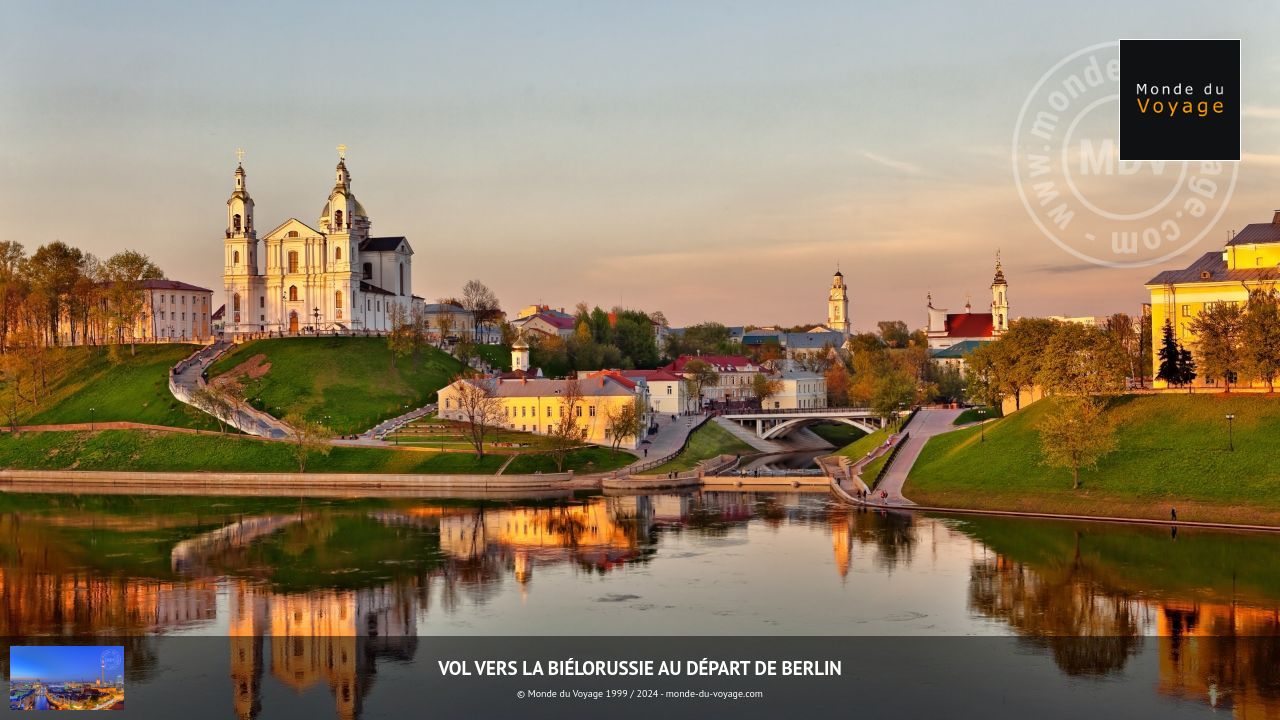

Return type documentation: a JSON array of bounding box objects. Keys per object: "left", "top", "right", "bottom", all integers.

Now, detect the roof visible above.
[
  {"left": 518, "top": 312, "right": 576, "bottom": 330},
  {"left": 930, "top": 339, "right": 989, "bottom": 359},
  {"left": 422, "top": 302, "right": 466, "bottom": 313},
  {"left": 783, "top": 331, "right": 844, "bottom": 350},
  {"left": 360, "top": 281, "right": 395, "bottom": 296},
  {"left": 456, "top": 375, "right": 638, "bottom": 399},
  {"left": 943, "top": 313, "right": 994, "bottom": 339},
  {"left": 359, "top": 236, "right": 408, "bottom": 252},
  {"left": 140, "top": 279, "right": 213, "bottom": 293},
  {"left": 580, "top": 370, "right": 638, "bottom": 390},
  {"left": 618, "top": 369, "right": 682, "bottom": 382},
  {"left": 1226, "top": 214, "right": 1280, "bottom": 246},
  {"left": 1146, "top": 250, "right": 1280, "bottom": 285},
  {"left": 211, "top": 304, "right": 225, "bottom": 320},
  {"left": 664, "top": 355, "right": 758, "bottom": 373}
]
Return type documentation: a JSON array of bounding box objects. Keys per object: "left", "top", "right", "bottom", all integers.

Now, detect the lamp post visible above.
[
  {"left": 312, "top": 307, "right": 321, "bottom": 333},
  {"left": 978, "top": 408, "right": 987, "bottom": 443},
  {"left": 1226, "top": 413, "right": 1235, "bottom": 452},
  {"left": 89, "top": 407, "right": 95, "bottom": 432}
]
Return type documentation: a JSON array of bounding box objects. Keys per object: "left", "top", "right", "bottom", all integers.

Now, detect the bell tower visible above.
[
  {"left": 225, "top": 150, "right": 258, "bottom": 277},
  {"left": 827, "top": 268, "right": 850, "bottom": 338},
  {"left": 990, "top": 251, "right": 1009, "bottom": 335}
]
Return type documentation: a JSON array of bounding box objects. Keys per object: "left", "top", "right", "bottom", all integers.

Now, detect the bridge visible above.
[{"left": 720, "top": 406, "right": 885, "bottom": 439}]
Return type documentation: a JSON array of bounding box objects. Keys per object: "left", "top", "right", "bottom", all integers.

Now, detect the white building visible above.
[
  {"left": 771, "top": 364, "right": 828, "bottom": 410},
  {"left": 222, "top": 150, "right": 415, "bottom": 337}
]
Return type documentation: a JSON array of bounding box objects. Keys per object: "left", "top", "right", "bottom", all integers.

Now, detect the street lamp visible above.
[
  {"left": 1226, "top": 413, "right": 1235, "bottom": 452},
  {"left": 312, "top": 307, "right": 321, "bottom": 333},
  {"left": 978, "top": 408, "right": 987, "bottom": 443},
  {"left": 89, "top": 407, "right": 95, "bottom": 432}
]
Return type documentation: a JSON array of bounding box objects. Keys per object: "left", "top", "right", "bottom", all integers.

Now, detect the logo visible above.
[{"left": 1012, "top": 41, "right": 1238, "bottom": 268}]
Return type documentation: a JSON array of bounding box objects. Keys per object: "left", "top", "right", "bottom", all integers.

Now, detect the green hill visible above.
[
  {"left": 19, "top": 344, "right": 216, "bottom": 430},
  {"left": 909, "top": 394, "right": 1280, "bottom": 525},
  {"left": 207, "top": 337, "right": 462, "bottom": 435}
]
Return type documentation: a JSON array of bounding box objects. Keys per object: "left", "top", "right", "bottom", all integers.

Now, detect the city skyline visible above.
[
  {"left": 9, "top": 646, "right": 121, "bottom": 683},
  {"left": 5, "top": 1, "right": 1280, "bottom": 326}
]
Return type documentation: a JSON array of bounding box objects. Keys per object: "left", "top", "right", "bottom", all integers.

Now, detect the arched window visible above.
[
  {"left": 232, "top": 293, "right": 241, "bottom": 312},
  {"left": 362, "top": 262, "right": 372, "bottom": 280},
  {"left": 232, "top": 214, "right": 242, "bottom": 232},
  {"left": 289, "top": 285, "right": 298, "bottom": 301},
  {"left": 336, "top": 246, "right": 342, "bottom": 261},
  {"left": 398, "top": 263, "right": 405, "bottom": 295},
  {"left": 334, "top": 290, "right": 343, "bottom": 309},
  {"left": 287, "top": 251, "right": 299, "bottom": 273},
  {"left": 233, "top": 250, "right": 239, "bottom": 265},
  {"left": 334, "top": 209, "right": 343, "bottom": 228}
]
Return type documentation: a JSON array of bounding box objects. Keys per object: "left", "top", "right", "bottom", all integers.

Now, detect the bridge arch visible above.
[{"left": 760, "top": 416, "right": 881, "bottom": 440}]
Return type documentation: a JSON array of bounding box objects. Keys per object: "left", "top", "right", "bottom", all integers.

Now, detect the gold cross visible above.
[
  {"left": 235, "top": 147, "right": 245, "bottom": 163},
  {"left": 337, "top": 144, "right": 347, "bottom": 159}
]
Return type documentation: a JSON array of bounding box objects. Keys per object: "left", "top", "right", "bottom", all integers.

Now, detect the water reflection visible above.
[{"left": 7, "top": 494, "right": 1280, "bottom": 717}]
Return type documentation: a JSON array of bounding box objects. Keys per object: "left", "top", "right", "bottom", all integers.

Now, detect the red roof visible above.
[
  {"left": 664, "top": 355, "right": 757, "bottom": 373},
  {"left": 582, "top": 370, "right": 638, "bottom": 390},
  {"left": 622, "top": 369, "right": 682, "bottom": 382},
  {"left": 944, "top": 313, "right": 994, "bottom": 339}
]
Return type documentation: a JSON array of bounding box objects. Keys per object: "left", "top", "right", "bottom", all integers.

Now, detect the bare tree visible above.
[
  {"left": 451, "top": 375, "right": 504, "bottom": 458},
  {"left": 461, "top": 279, "right": 503, "bottom": 327},
  {"left": 605, "top": 397, "right": 644, "bottom": 450},
  {"left": 547, "top": 377, "right": 585, "bottom": 471},
  {"left": 284, "top": 413, "right": 332, "bottom": 472},
  {"left": 681, "top": 359, "right": 719, "bottom": 412},
  {"left": 190, "top": 384, "right": 232, "bottom": 434}
]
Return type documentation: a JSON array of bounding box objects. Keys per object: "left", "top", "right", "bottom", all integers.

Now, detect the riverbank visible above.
[{"left": 906, "top": 395, "right": 1280, "bottom": 527}]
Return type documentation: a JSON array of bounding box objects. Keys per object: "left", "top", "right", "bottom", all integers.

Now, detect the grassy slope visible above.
[
  {"left": 207, "top": 337, "right": 462, "bottom": 435},
  {"left": 472, "top": 343, "right": 511, "bottom": 372},
  {"left": 0, "top": 430, "right": 506, "bottom": 474},
  {"left": 910, "top": 394, "right": 1280, "bottom": 525},
  {"left": 953, "top": 406, "right": 1000, "bottom": 425},
  {"left": 22, "top": 344, "right": 218, "bottom": 430},
  {"left": 808, "top": 422, "right": 865, "bottom": 447},
  {"left": 503, "top": 446, "right": 633, "bottom": 474},
  {"left": 834, "top": 426, "right": 890, "bottom": 460},
  {"left": 649, "top": 422, "right": 755, "bottom": 473}
]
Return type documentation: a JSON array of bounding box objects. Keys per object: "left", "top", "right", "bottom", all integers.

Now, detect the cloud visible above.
[
  {"left": 860, "top": 150, "right": 932, "bottom": 177},
  {"left": 1244, "top": 105, "right": 1280, "bottom": 120}
]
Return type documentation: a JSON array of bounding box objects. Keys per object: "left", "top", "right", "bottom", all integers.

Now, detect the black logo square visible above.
[{"left": 1119, "top": 39, "right": 1240, "bottom": 161}]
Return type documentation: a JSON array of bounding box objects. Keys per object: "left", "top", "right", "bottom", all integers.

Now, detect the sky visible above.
[
  {"left": 3, "top": 1, "right": 1280, "bottom": 329},
  {"left": 9, "top": 645, "right": 120, "bottom": 682}
]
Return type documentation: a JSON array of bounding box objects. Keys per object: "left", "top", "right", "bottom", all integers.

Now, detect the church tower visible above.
[
  {"left": 827, "top": 268, "right": 850, "bottom": 337},
  {"left": 225, "top": 152, "right": 262, "bottom": 332},
  {"left": 990, "top": 251, "right": 1009, "bottom": 335}
]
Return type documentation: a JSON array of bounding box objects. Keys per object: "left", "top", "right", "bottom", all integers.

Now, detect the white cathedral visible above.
[{"left": 222, "top": 150, "right": 415, "bottom": 336}]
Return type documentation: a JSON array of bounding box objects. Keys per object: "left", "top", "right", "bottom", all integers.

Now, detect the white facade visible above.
[
  {"left": 827, "top": 269, "right": 849, "bottom": 338},
  {"left": 222, "top": 155, "right": 415, "bottom": 336},
  {"left": 771, "top": 367, "right": 828, "bottom": 410}
]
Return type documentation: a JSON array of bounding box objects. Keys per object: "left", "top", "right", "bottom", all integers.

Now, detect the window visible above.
[
  {"left": 334, "top": 209, "right": 343, "bottom": 228},
  {"left": 575, "top": 406, "right": 582, "bottom": 417},
  {"left": 232, "top": 214, "right": 241, "bottom": 232},
  {"left": 546, "top": 406, "right": 552, "bottom": 417},
  {"left": 289, "top": 285, "right": 298, "bottom": 301},
  {"left": 334, "top": 290, "right": 343, "bottom": 309},
  {"left": 288, "top": 251, "right": 299, "bottom": 273},
  {"left": 232, "top": 293, "right": 241, "bottom": 312},
  {"left": 259, "top": 296, "right": 264, "bottom": 308},
  {"left": 589, "top": 406, "right": 596, "bottom": 417},
  {"left": 336, "top": 246, "right": 342, "bottom": 261},
  {"left": 1182, "top": 305, "right": 1190, "bottom": 317},
  {"left": 233, "top": 250, "right": 240, "bottom": 265},
  {"left": 362, "top": 262, "right": 372, "bottom": 280},
  {"left": 399, "top": 263, "right": 405, "bottom": 295}
]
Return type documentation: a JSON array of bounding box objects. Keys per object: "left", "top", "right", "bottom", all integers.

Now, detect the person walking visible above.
[{"left": 1171, "top": 507, "right": 1177, "bottom": 522}]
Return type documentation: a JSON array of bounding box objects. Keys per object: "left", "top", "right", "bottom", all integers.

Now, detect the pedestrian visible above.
[
  {"left": 1171, "top": 507, "right": 1177, "bottom": 522},
  {"left": 644, "top": 448, "right": 648, "bottom": 458}
]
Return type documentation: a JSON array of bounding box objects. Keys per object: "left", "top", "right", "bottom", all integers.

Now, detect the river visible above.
[{"left": 2, "top": 489, "right": 1278, "bottom": 717}]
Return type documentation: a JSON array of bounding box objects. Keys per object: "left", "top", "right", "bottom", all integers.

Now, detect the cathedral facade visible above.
[{"left": 222, "top": 152, "right": 415, "bottom": 336}]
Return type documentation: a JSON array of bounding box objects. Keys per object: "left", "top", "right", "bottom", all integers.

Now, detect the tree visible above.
[
  {"left": 102, "top": 250, "right": 163, "bottom": 354},
  {"left": 0, "top": 241, "right": 27, "bottom": 352},
  {"left": 1241, "top": 288, "right": 1280, "bottom": 391},
  {"left": 824, "top": 362, "right": 851, "bottom": 406},
  {"left": 871, "top": 366, "right": 916, "bottom": 422},
  {"left": 749, "top": 372, "right": 783, "bottom": 406},
  {"left": 547, "top": 376, "right": 585, "bottom": 471},
  {"left": 1189, "top": 301, "right": 1245, "bottom": 391},
  {"left": 1156, "top": 318, "right": 1181, "bottom": 386},
  {"left": 451, "top": 375, "right": 503, "bottom": 458},
  {"left": 877, "top": 320, "right": 910, "bottom": 349},
  {"left": 189, "top": 384, "right": 232, "bottom": 434},
  {"left": 681, "top": 359, "right": 719, "bottom": 412},
  {"left": 26, "top": 241, "right": 89, "bottom": 346},
  {"left": 1036, "top": 323, "right": 1127, "bottom": 397},
  {"left": 1038, "top": 396, "right": 1115, "bottom": 489},
  {"left": 1177, "top": 345, "right": 1197, "bottom": 390},
  {"left": 284, "top": 412, "right": 332, "bottom": 472},
  {"left": 605, "top": 397, "right": 644, "bottom": 451},
  {"left": 964, "top": 341, "right": 1003, "bottom": 408},
  {"left": 460, "top": 279, "right": 503, "bottom": 326},
  {"left": 1104, "top": 312, "right": 1139, "bottom": 383}
]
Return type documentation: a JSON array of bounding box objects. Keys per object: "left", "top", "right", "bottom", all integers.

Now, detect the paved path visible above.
[
  {"left": 620, "top": 413, "right": 708, "bottom": 473},
  {"left": 875, "top": 407, "right": 965, "bottom": 506},
  {"left": 170, "top": 341, "right": 293, "bottom": 440}
]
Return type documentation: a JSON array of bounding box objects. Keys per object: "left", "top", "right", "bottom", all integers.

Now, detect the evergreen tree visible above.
[
  {"left": 1156, "top": 319, "right": 1181, "bottom": 385},
  {"left": 1177, "top": 345, "right": 1197, "bottom": 390}
]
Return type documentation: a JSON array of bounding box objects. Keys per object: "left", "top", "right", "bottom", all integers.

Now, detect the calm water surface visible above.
[{"left": 3, "top": 489, "right": 1279, "bottom": 716}]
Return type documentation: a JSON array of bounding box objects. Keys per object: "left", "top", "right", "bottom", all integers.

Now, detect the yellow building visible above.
[
  {"left": 437, "top": 372, "right": 648, "bottom": 450},
  {"left": 1145, "top": 210, "right": 1280, "bottom": 389}
]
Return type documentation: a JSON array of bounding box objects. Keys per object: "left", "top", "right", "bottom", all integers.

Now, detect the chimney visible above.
[{"left": 1273, "top": 210, "right": 1280, "bottom": 225}]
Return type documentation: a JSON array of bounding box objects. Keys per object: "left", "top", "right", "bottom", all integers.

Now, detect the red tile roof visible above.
[
  {"left": 944, "top": 313, "right": 994, "bottom": 339},
  {"left": 622, "top": 369, "right": 682, "bottom": 382},
  {"left": 664, "top": 355, "right": 757, "bottom": 373}
]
